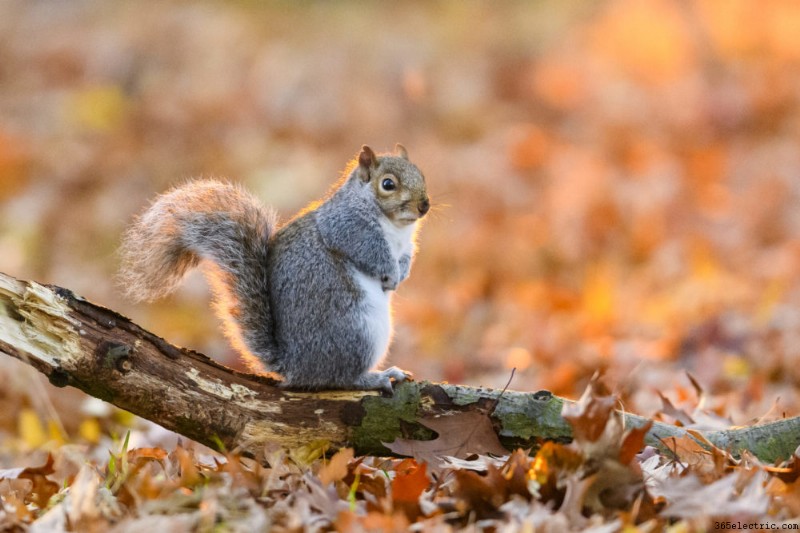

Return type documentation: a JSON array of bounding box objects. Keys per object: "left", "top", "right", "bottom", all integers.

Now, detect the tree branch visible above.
[{"left": 0, "top": 271, "right": 798, "bottom": 463}]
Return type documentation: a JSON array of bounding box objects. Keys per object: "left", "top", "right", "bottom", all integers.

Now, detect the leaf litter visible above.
[{"left": 0, "top": 381, "right": 795, "bottom": 531}]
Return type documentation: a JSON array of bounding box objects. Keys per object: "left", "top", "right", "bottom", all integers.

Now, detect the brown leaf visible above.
[
  {"left": 562, "top": 384, "right": 617, "bottom": 442},
  {"left": 127, "top": 447, "right": 169, "bottom": 462},
  {"left": 342, "top": 461, "right": 387, "bottom": 507},
  {"left": 656, "top": 392, "right": 695, "bottom": 426},
  {"left": 660, "top": 434, "right": 729, "bottom": 481},
  {"left": 685, "top": 372, "right": 705, "bottom": 404},
  {"left": 502, "top": 449, "right": 533, "bottom": 500},
  {"left": 585, "top": 458, "right": 647, "bottom": 513},
  {"left": 0, "top": 130, "right": 32, "bottom": 201},
  {"left": 763, "top": 454, "right": 800, "bottom": 484},
  {"left": 529, "top": 441, "right": 584, "bottom": 505},
  {"left": 170, "top": 445, "right": 202, "bottom": 488},
  {"left": 0, "top": 482, "right": 33, "bottom": 522},
  {"left": 619, "top": 421, "right": 653, "bottom": 464},
  {"left": 452, "top": 468, "right": 508, "bottom": 520},
  {"left": 659, "top": 469, "right": 770, "bottom": 519},
  {"left": 384, "top": 411, "right": 508, "bottom": 465},
  {"left": 0, "top": 454, "right": 59, "bottom": 509},
  {"left": 557, "top": 475, "right": 593, "bottom": 528},
  {"left": 348, "top": 511, "right": 410, "bottom": 532},
  {"left": 319, "top": 448, "right": 353, "bottom": 486},
  {"left": 448, "top": 449, "right": 534, "bottom": 521}
]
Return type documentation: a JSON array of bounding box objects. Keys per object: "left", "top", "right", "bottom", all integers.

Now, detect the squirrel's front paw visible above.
[
  {"left": 380, "top": 273, "right": 398, "bottom": 292},
  {"left": 354, "top": 367, "right": 412, "bottom": 394},
  {"left": 398, "top": 254, "right": 411, "bottom": 283}
]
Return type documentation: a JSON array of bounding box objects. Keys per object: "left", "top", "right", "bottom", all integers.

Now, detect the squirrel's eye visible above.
[{"left": 381, "top": 177, "right": 397, "bottom": 191}]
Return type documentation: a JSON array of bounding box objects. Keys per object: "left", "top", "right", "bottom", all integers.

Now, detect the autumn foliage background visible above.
[{"left": 1, "top": 0, "right": 800, "bottom": 529}]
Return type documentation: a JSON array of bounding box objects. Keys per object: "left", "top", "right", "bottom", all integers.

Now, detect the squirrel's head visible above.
[{"left": 355, "top": 144, "right": 430, "bottom": 227}]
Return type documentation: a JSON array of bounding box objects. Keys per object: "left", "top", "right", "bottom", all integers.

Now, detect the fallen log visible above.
[{"left": 0, "top": 271, "right": 798, "bottom": 463}]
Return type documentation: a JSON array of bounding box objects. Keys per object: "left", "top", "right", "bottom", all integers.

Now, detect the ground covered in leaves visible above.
[
  {"left": 2, "top": 0, "right": 800, "bottom": 530},
  {"left": 2, "top": 384, "right": 800, "bottom": 531}
]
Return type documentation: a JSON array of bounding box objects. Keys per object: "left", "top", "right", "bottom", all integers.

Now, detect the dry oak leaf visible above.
[
  {"left": 391, "top": 459, "right": 430, "bottom": 523},
  {"left": 764, "top": 454, "right": 800, "bottom": 484},
  {"left": 384, "top": 411, "right": 509, "bottom": 464},
  {"left": 561, "top": 384, "right": 617, "bottom": 443},
  {"left": 660, "top": 433, "right": 728, "bottom": 482},
  {"left": 453, "top": 450, "right": 536, "bottom": 520},
  {"left": 656, "top": 391, "right": 694, "bottom": 426},
  {"left": 0, "top": 453, "right": 59, "bottom": 509},
  {"left": 619, "top": 420, "right": 653, "bottom": 465},
  {"left": 452, "top": 467, "right": 510, "bottom": 520},
  {"left": 319, "top": 447, "right": 354, "bottom": 486},
  {"left": 391, "top": 459, "right": 429, "bottom": 503}
]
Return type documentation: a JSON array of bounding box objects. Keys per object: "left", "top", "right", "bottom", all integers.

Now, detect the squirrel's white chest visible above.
[
  {"left": 380, "top": 218, "right": 416, "bottom": 260},
  {"left": 354, "top": 220, "right": 417, "bottom": 368},
  {"left": 353, "top": 271, "right": 391, "bottom": 367}
]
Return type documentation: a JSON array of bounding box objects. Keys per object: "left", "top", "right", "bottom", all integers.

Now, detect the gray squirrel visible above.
[{"left": 119, "top": 144, "right": 430, "bottom": 393}]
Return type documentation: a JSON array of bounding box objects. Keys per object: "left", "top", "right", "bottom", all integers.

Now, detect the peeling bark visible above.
[{"left": 1, "top": 271, "right": 798, "bottom": 464}]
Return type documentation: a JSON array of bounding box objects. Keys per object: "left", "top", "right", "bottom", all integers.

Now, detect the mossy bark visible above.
[{"left": 1, "top": 271, "right": 798, "bottom": 464}]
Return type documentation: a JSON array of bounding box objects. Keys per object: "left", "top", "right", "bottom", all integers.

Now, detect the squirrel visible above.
[{"left": 119, "top": 144, "right": 430, "bottom": 393}]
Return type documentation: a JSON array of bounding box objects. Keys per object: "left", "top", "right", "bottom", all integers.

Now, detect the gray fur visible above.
[
  {"left": 119, "top": 148, "right": 429, "bottom": 392},
  {"left": 398, "top": 254, "right": 412, "bottom": 283}
]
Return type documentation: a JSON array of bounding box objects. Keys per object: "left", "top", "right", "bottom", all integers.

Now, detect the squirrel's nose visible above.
[{"left": 418, "top": 198, "right": 430, "bottom": 216}]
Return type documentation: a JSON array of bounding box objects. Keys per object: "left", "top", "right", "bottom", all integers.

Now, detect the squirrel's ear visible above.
[
  {"left": 394, "top": 143, "right": 409, "bottom": 160},
  {"left": 357, "top": 145, "right": 377, "bottom": 182}
]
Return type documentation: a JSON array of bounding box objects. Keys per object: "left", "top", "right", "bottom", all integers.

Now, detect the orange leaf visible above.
[
  {"left": 619, "top": 421, "right": 653, "bottom": 464},
  {"left": 392, "top": 461, "right": 429, "bottom": 503},
  {"left": 452, "top": 466, "right": 509, "bottom": 519},
  {"left": 171, "top": 445, "right": 202, "bottom": 488},
  {"left": 127, "top": 447, "right": 169, "bottom": 463},
  {"left": 319, "top": 447, "right": 354, "bottom": 486},
  {"left": 562, "top": 385, "right": 617, "bottom": 443}
]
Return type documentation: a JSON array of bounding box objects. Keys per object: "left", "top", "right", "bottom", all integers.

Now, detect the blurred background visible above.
[{"left": 2, "top": 0, "right": 800, "bottom": 437}]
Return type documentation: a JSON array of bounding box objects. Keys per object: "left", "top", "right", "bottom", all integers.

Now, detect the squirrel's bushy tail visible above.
[{"left": 119, "top": 179, "right": 278, "bottom": 370}]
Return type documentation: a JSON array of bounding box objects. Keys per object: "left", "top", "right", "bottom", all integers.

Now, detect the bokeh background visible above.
[{"left": 2, "top": 0, "right": 800, "bottom": 434}]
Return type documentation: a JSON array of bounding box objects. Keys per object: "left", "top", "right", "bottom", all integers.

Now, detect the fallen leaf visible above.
[
  {"left": 170, "top": 445, "right": 202, "bottom": 488},
  {"left": 450, "top": 451, "right": 540, "bottom": 520},
  {"left": 0, "top": 130, "right": 31, "bottom": 200},
  {"left": 0, "top": 485, "right": 33, "bottom": 522},
  {"left": 452, "top": 467, "right": 508, "bottom": 520},
  {"left": 342, "top": 460, "right": 388, "bottom": 508},
  {"left": 384, "top": 411, "right": 508, "bottom": 465},
  {"left": 502, "top": 449, "right": 533, "bottom": 500},
  {"left": 557, "top": 475, "right": 593, "bottom": 529},
  {"left": 764, "top": 454, "right": 800, "bottom": 484},
  {"left": 660, "top": 434, "right": 728, "bottom": 481},
  {"left": 619, "top": 421, "right": 653, "bottom": 464},
  {"left": 319, "top": 448, "right": 353, "bottom": 486},
  {"left": 18, "top": 408, "right": 47, "bottom": 449},
  {"left": 440, "top": 454, "right": 506, "bottom": 472},
  {"left": 659, "top": 469, "right": 770, "bottom": 519},
  {"left": 656, "top": 392, "right": 695, "bottom": 426},
  {"left": 128, "top": 447, "right": 169, "bottom": 463},
  {"left": 79, "top": 418, "right": 102, "bottom": 444},
  {"left": 392, "top": 460, "right": 429, "bottom": 504},
  {"left": 529, "top": 441, "right": 584, "bottom": 506},
  {"left": 391, "top": 460, "right": 429, "bottom": 522},
  {"left": 562, "top": 385, "right": 617, "bottom": 442},
  {"left": 0, "top": 454, "right": 59, "bottom": 509}
]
